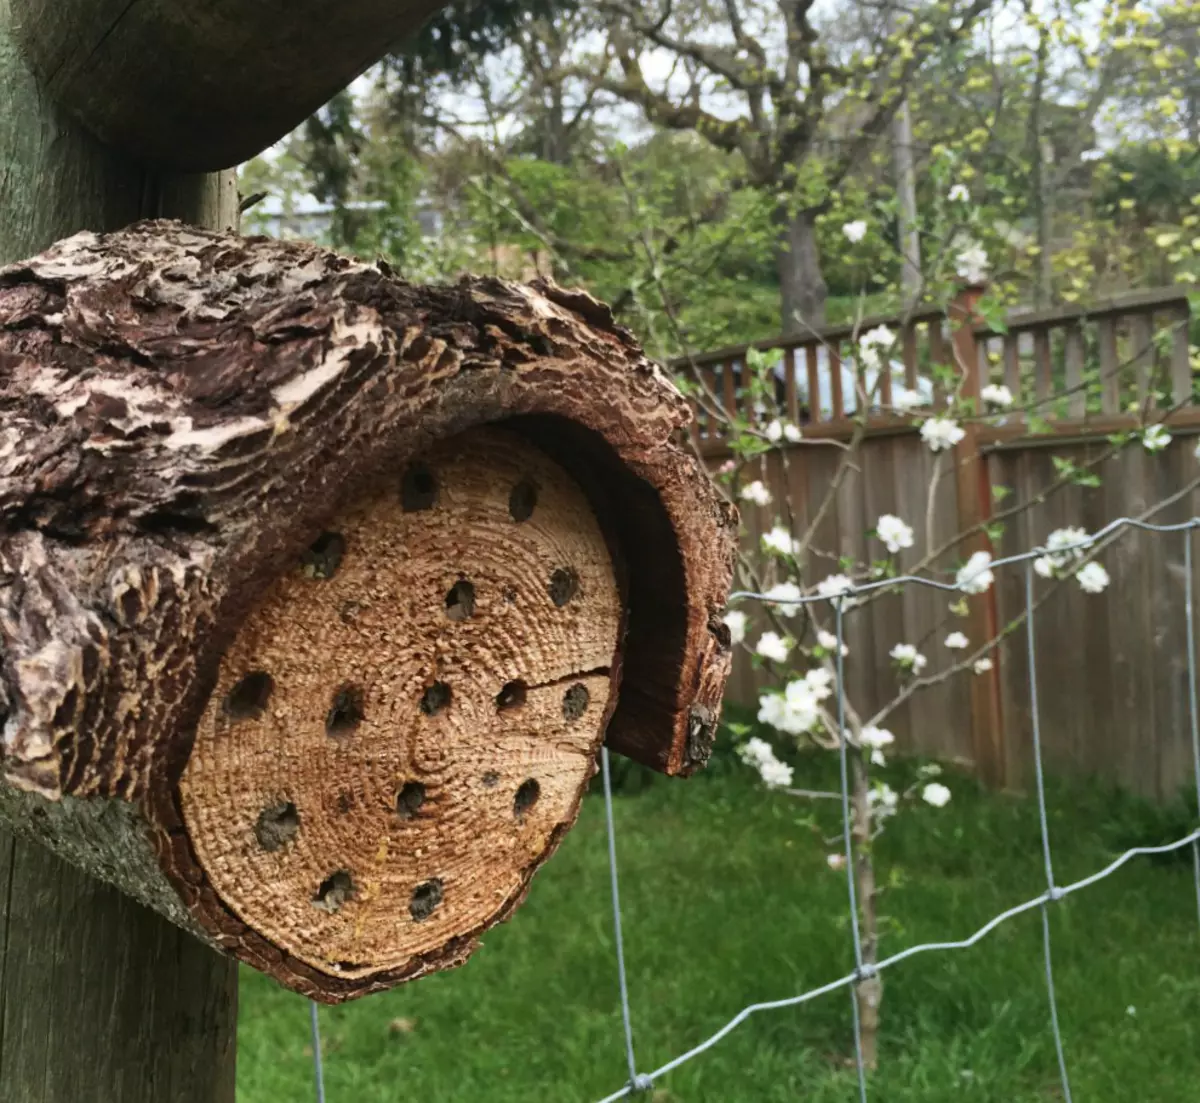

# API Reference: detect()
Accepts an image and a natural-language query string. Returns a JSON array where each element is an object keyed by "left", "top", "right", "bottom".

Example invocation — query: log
[
  {"left": 8, "top": 0, "right": 449, "bottom": 171},
  {"left": 0, "top": 221, "right": 737, "bottom": 1001}
]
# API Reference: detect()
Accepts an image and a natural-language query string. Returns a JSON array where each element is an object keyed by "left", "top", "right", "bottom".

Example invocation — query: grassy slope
[{"left": 238, "top": 752, "right": 1200, "bottom": 1102}]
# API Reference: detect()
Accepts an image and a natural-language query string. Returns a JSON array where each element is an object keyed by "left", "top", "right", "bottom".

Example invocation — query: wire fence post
[
  {"left": 310, "top": 1000, "right": 326, "bottom": 1103},
  {"left": 835, "top": 599, "right": 870, "bottom": 1103},
  {"left": 1183, "top": 530, "right": 1200, "bottom": 928},
  {"left": 1024, "top": 562, "right": 1074, "bottom": 1103}
]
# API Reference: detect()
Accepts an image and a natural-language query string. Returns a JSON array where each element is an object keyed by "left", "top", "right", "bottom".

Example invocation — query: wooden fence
[{"left": 684, "top": 285, "right": 1200, "bottom": 800}]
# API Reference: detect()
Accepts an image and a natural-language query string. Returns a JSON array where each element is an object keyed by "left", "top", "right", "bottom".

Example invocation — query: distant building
[{"left": 250, "top": 195, "right": 443, "bottom": 243}]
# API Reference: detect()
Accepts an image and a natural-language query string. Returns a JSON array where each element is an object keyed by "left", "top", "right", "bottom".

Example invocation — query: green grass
[{"left": 237, "top": 747, "right": 1200, "bottom": 1102}]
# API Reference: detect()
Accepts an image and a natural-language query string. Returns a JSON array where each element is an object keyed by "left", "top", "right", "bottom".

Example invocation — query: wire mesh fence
[{"left": 307, "top": 516, "right": 1200, "bottom": 1103}]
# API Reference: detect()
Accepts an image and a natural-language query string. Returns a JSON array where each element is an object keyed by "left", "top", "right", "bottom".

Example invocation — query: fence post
[{"left": 949, "top": 285, "right": 1007, "bottom": 788}]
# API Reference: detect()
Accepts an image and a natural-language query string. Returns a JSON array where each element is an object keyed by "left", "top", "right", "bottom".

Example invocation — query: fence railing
[{"left": 678, "top": 285, "right": 1194, "bottom": 452}]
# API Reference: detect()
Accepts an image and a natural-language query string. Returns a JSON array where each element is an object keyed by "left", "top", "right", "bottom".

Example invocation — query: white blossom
[
  {"left": 890, "top": 642, "right": 928, "bottom": 673},
  {"left": 944, "top": 631, "right": 969, "bottom": 650},
  {"left": 755, "top": 631, "right": 791, "bottom": 663},
  {"left": 1142, "top": 424, "right": 1172, "bottom": 453},
  {"left": 921, "top": 417, "right": 966, "bottom": 452},
  {"left": 756, "top": 669, "right": 833, "bottom": 736},
  {"left": 1076, "top": 562, "right": 1111, "bottom": 594},
  {"left": 842, "top": 220, "right": 867, "bottom": 243},
  {"left": 973, "top": 657, "right": 994, "bottom": 674},
  {"left": 860, "top": 725, "right": 895, "bottom": 751},
  {"left": 1034, "top": 526, "right": 1090, "bottom": 577},
  {"left": 762, "top": 525, "right": 798, "bottom": 556},
  {"left": 764, "top": 581, "right": 803, "bottom": 617},
  {"left": 815, "top": 573, "right": 861, "bottom": 609},
  {"left": 869, "top": 782, "right": 899, "bottom": 819},
  {"left": 892, "top": 386, "right": 923, "bottom": 413},
  {"left": 826, "top": 853, "right": 846, "bottom": 872},
  {"left": 784, "top": 422, "right": 803, "bottom": 442},
  {"left": 817, "top": 629, "right": 848, "bottom": 656},
  {"left": 981, "top": 383, "right": 1013, "bottom": 407},
  {"left": 861, "top": 324, "right": 896, "bottom": 350},
  {"left": 955, "top": 241, "right": 990, "bottom": 284},
  {"left": 738, "top": 737, "right": 794, "bottom": 789},
  {"left": 948, "top": 183, "right": 971, "bottom": 202},
  {"left": 722, "top": 610, "right": 747, "bottom": 646},
  {"left": 765, "top": 419, "right": 784, "bottom": 443},
  {"left": 956, "top": 551, "right": 994, "bottom": 594},
  {"left": 1080, "top": 148, "right": 1105, "bottom": 162},
  {"left": 740, "top": 480, "right": 772, "bottom": 506},
  {"left": 876, "top": 513, "right": 915, "bottom": 554},
  {"left": 922, "top": 782, "right": 952, "bottom": 807}
]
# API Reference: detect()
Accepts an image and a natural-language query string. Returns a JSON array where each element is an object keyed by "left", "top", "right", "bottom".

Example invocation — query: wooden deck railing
[{"left": 677, "top": 286, "right": 1195, "bottom": 453}]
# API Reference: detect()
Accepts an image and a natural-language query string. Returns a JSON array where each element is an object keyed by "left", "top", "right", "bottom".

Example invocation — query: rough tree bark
[
  {"left": 0, "top": 10, "right": 240, "bottom": 1102},
  {"left": 892, "top": 100, "right": 922, "bottom": 307},
  {"left": 775, "top": 206, "right": 829, "bottom": 334},
  {"left": 0, "top": 222, "right": 737, "bottom": 1002}
]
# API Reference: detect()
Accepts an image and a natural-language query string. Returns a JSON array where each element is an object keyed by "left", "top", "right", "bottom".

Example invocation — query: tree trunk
[
  {"left": 851, "top": 755, "right": 881, "bottom": 1071},
  {"left": 775, "top": 206, "right": 828, "bottom": 334},
  {"left": 0, "top": 10, "right": 239, "bottom": 1102},
  {"left": 892, "top": 100, "right": 922, "bottom": 307},
  {"left": 1030, "top": 24, "right": 1054, "bottom": 308}
]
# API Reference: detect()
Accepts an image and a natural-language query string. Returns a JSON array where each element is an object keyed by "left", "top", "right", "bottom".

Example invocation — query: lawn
[{"left": 237, "top": 739, "right": 1200, "bottom": 1102}]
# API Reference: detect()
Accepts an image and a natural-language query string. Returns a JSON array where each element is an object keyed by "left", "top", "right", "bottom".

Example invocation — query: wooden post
[
  {"left": 0, "top": 11, "right": 240, "bottom": 1102},
  {"left": 949, "top": 286, "right": 1006, "bottom": 788}
]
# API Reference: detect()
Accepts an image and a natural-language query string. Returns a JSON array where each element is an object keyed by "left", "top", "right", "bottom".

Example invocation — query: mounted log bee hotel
[{"left": 0, "top": 223, "right": 736, "bottom": 1001}]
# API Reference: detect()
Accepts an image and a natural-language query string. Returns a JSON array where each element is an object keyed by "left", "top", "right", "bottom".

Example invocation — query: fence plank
[
  {"left": 1003, "top": 334, "right": 1021, "bottom": 405},
  {"left": 902, "top": 324, "right": 918, "bottom": 391},
  {"left": 1168, "top": 304, "right": 1191, "bottom": 408},
  {"left": 929, "top": 319, "right": 948, "bottom": 407},
  {"left": 1130, "top": 311, "right": 1155, "bottom": 407},
  {"left": 721, "top": 359, "right": 738, "bottom": 422},
  {"left": 1033, "top": 327, "right": 1053, "bottom": 406},
  {"left": 806, "top": 344, "right": 821, "bottom": 424},
  {"left": 829, "top": 343, "right": 844, "bottom": 420},
  {"left": 1064, "top": 324, "right": 1086, "bottom": 419},
  {"left": 1098, "top": 316, "right": 1120, "bottom": 414},
  {"left": 784, "top": 348, "right": 799, "bottom": 423}
]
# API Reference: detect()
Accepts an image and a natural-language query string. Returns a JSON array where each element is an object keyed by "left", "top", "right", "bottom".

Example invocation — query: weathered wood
[
  {"left": 1, "top": 10, "right": 238, "bottom": 1100},
  {"left": 1064, "top": 324, "right": 1086, "bottom": 419},
  {"left": 949, "top": 288, "right": 1005, "bottom": 788},
  {"left": 8, "top": 0, "right": 447, "bottom": 171},
  {"left": 0, "top": 221, "right": 736, "bottom": 1000}
]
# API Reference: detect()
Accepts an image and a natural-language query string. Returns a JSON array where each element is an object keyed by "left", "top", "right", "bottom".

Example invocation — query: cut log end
[{"left": 177, "top": 428, "right": 620, "bottom": 992}]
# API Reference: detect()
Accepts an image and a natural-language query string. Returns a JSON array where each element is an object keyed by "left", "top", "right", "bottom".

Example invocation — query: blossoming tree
[{"left": 706, "top": 209, "right": 1192, "bottom": 1067}]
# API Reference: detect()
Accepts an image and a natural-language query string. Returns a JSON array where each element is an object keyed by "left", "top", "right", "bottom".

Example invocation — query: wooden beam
[
  {"left": 8, "top": 0, "right": 448, "bottom": 170},
  {"left": 0, "top": 13, "right": 238, "bottom": 1102}
]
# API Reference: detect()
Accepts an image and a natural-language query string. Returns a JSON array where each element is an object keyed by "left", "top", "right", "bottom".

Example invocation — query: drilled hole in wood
[
  {"left": 254, "top": 802, "right": 299, "bottom": 852},
  {"left": 224, "top": 671, "right": 274, "bottom": 720},
  {"left": 495, "top": 680, "right": 527, "bottom": 710},
  {"left": 548, "top": 567, "right": 580, "bottom": 607},
  {"left": 482, "top": 770, "right": 500, "bottom": 788},
  {"left": 444, "top": 579, "right": 476, "bottom": 621},
  {"left": 301, "top": 531, "right": 346, "bottom": 579},
  {"left": 326, "top": 684, "right": 365, "bottom": 737},
  {"left": 562, "top": 683, "right": 590, "bottom": 721},
  {"left": 509, "top": 479, "right": 538, "bottom": 522},
  {"left": 396, "top": 781, "right": 427, "bottom": 819},
  {"left": 514, "top": 778, "right": 540, "bottom": 818},
  {"left": 401, "top": 462, "right": 438, "bottom": 511},
  {"left": 313, "top": 870, "right": 355, "bottom": 913},
  {"left": 410, "top": 878, "right": 444, "bottom": 921},
  {"left": 420, "top": 681, "right": 452, "bottom": 716}
]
